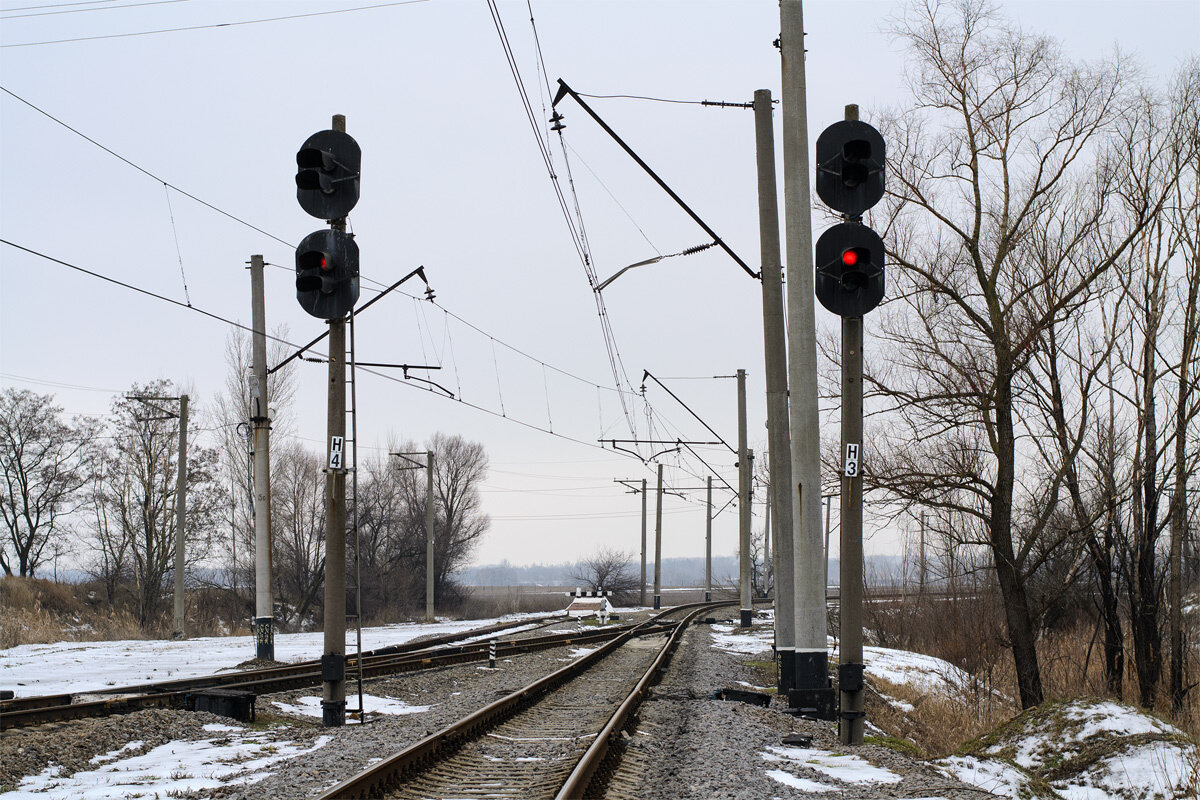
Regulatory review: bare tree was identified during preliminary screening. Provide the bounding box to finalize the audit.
[429,433,490,605]
[870,0,1174,708]
[272,442,326,627]
[1166,60,1200,715]
[0,389,94,577]
[209,326,296,601]
[567,547,639,604]
[88,382,223,629]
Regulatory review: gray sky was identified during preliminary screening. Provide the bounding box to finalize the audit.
[1,0,1196,568]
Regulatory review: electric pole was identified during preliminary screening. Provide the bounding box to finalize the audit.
[425,449,436,623]
[172,393,188,639]
[738,369,752,628]
[250,254,274,660]
[705,475,712,602]
[753,87,797,688]
[764,482,771,598]
[780,0,836,718]
[653,462,663,610]
[640,478,648,607]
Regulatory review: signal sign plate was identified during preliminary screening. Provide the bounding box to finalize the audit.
[329,436,345,470]
[844,443,860,477]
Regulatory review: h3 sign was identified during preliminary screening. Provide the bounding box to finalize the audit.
[844,443,860,478]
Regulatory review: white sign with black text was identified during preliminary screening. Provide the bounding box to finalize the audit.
[329,436,345,470]
[844,443,860,477]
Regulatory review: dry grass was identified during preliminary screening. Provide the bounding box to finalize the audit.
[867,674,1017,757]
[1,576,146,647]
[863,588,1200,762]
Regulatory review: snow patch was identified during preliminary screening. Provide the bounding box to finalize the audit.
[272,694,430,718]
[9,729,331,799]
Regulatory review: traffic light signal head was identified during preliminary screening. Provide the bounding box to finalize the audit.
[815,120,885,217]
[295,229,359,320]
[814,222,885,317]
[295,130,361,220]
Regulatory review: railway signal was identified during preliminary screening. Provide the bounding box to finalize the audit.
[294,117,361,729]
[814,222,885,318]
[295,228,359,320]
[295,129,361,221]
[814,119,885,218]
[814,109,887,747]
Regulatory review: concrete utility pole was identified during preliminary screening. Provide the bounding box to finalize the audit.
[735,370,753,626]
[640,478,648,607]
[705,476,713,602]
[780,0,835,717]
[250,254,274,660]
[321,114,349,729]
[172,393,188,638]
[753,88,797,688]
[738,367,752,628]
[764,483,771,598]
[653,462,663,610]
[425,450,436,622]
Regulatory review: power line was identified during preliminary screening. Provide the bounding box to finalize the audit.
[0,238,297,349]
[0,0,190,20]
[0,0,121,13]
[0,0,430,47]
[0,85,293,249]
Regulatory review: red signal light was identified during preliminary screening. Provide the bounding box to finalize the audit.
[842,249,859,266]
[318,255,329,271]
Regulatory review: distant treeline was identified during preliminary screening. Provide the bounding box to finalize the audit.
[459,555,905,588]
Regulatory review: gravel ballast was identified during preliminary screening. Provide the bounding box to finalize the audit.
[1,609,990,798]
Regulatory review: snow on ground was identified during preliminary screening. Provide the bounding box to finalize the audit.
[707,620,775,655]
[935,699,1198,800]
[272,693,431,718]
[761,745,904,794]
[0,612,553,697]
[5,723,332,800]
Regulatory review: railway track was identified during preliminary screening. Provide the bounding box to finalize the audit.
[317,601,728,800]
[1,613,650,730]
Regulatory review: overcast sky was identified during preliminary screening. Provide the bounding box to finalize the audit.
[1,0,1196,569]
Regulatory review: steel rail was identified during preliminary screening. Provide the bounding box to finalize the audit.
[1,614,569,717]
[555,604,713,799]
[315,602,729,800]
[0,618,666,730]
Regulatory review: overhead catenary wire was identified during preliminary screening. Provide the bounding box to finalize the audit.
[0,0,190,19]
[0,0,431,47]
[162,183,191,306]
[1,0,123,13]
[0,239,653,465]
[3,65,730,505]
[488,0,646,452]
[0,83,662,419]
[0,85,293,249]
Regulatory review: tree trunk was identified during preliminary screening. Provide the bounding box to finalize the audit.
[993,371,1044,709]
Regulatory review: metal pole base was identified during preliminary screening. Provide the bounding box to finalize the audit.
[254,617,274,661]
[786,650,837,720]
[653,595,661,610]
[321,699,346,727]
[778,649,796,694]
[740,609,753,627]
